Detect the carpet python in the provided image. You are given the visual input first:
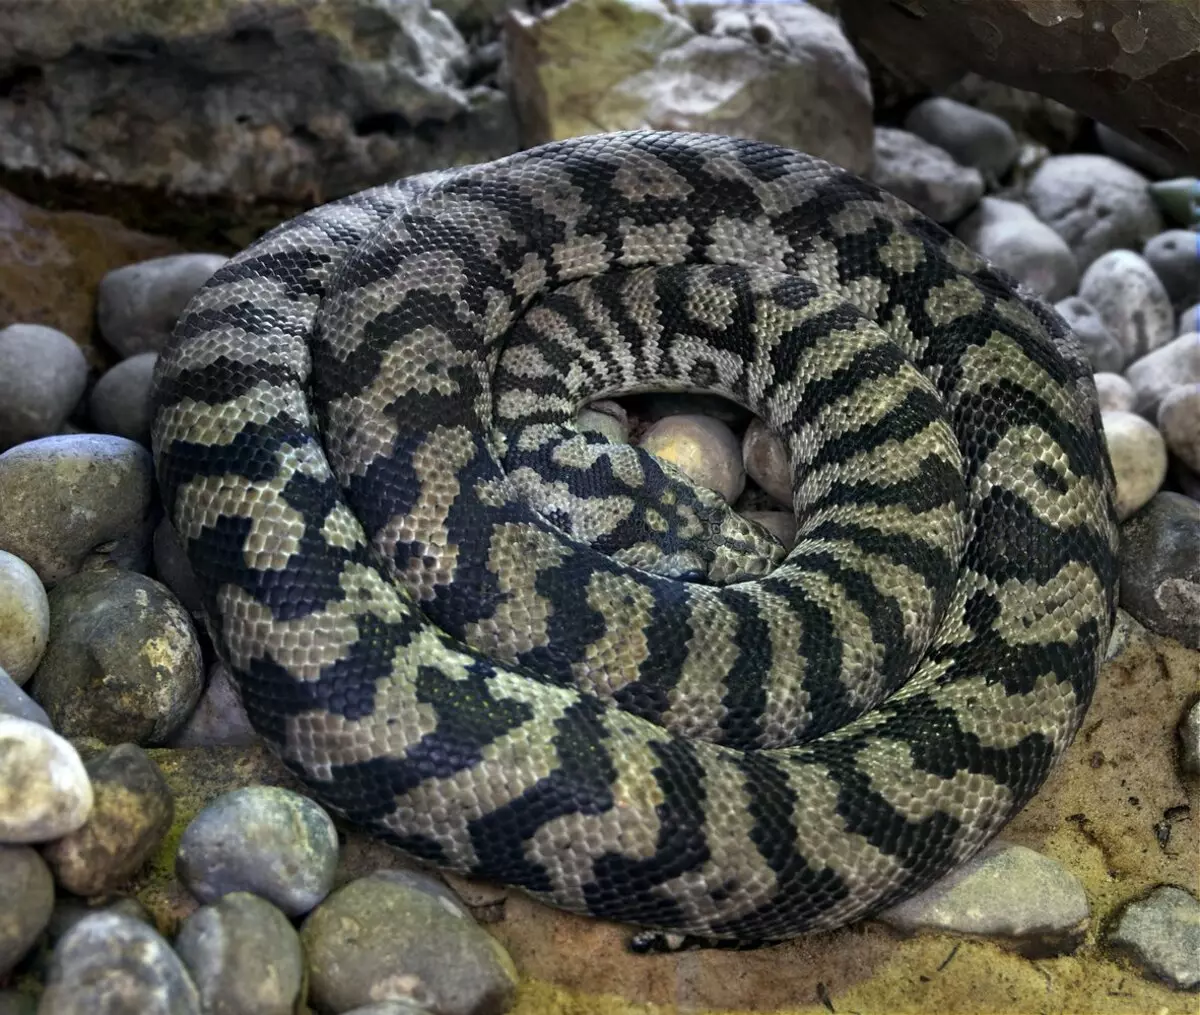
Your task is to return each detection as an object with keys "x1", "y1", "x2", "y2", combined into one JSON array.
[{"x1": 152, "y1": 130, "x2": 1119, "y2": 944}]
